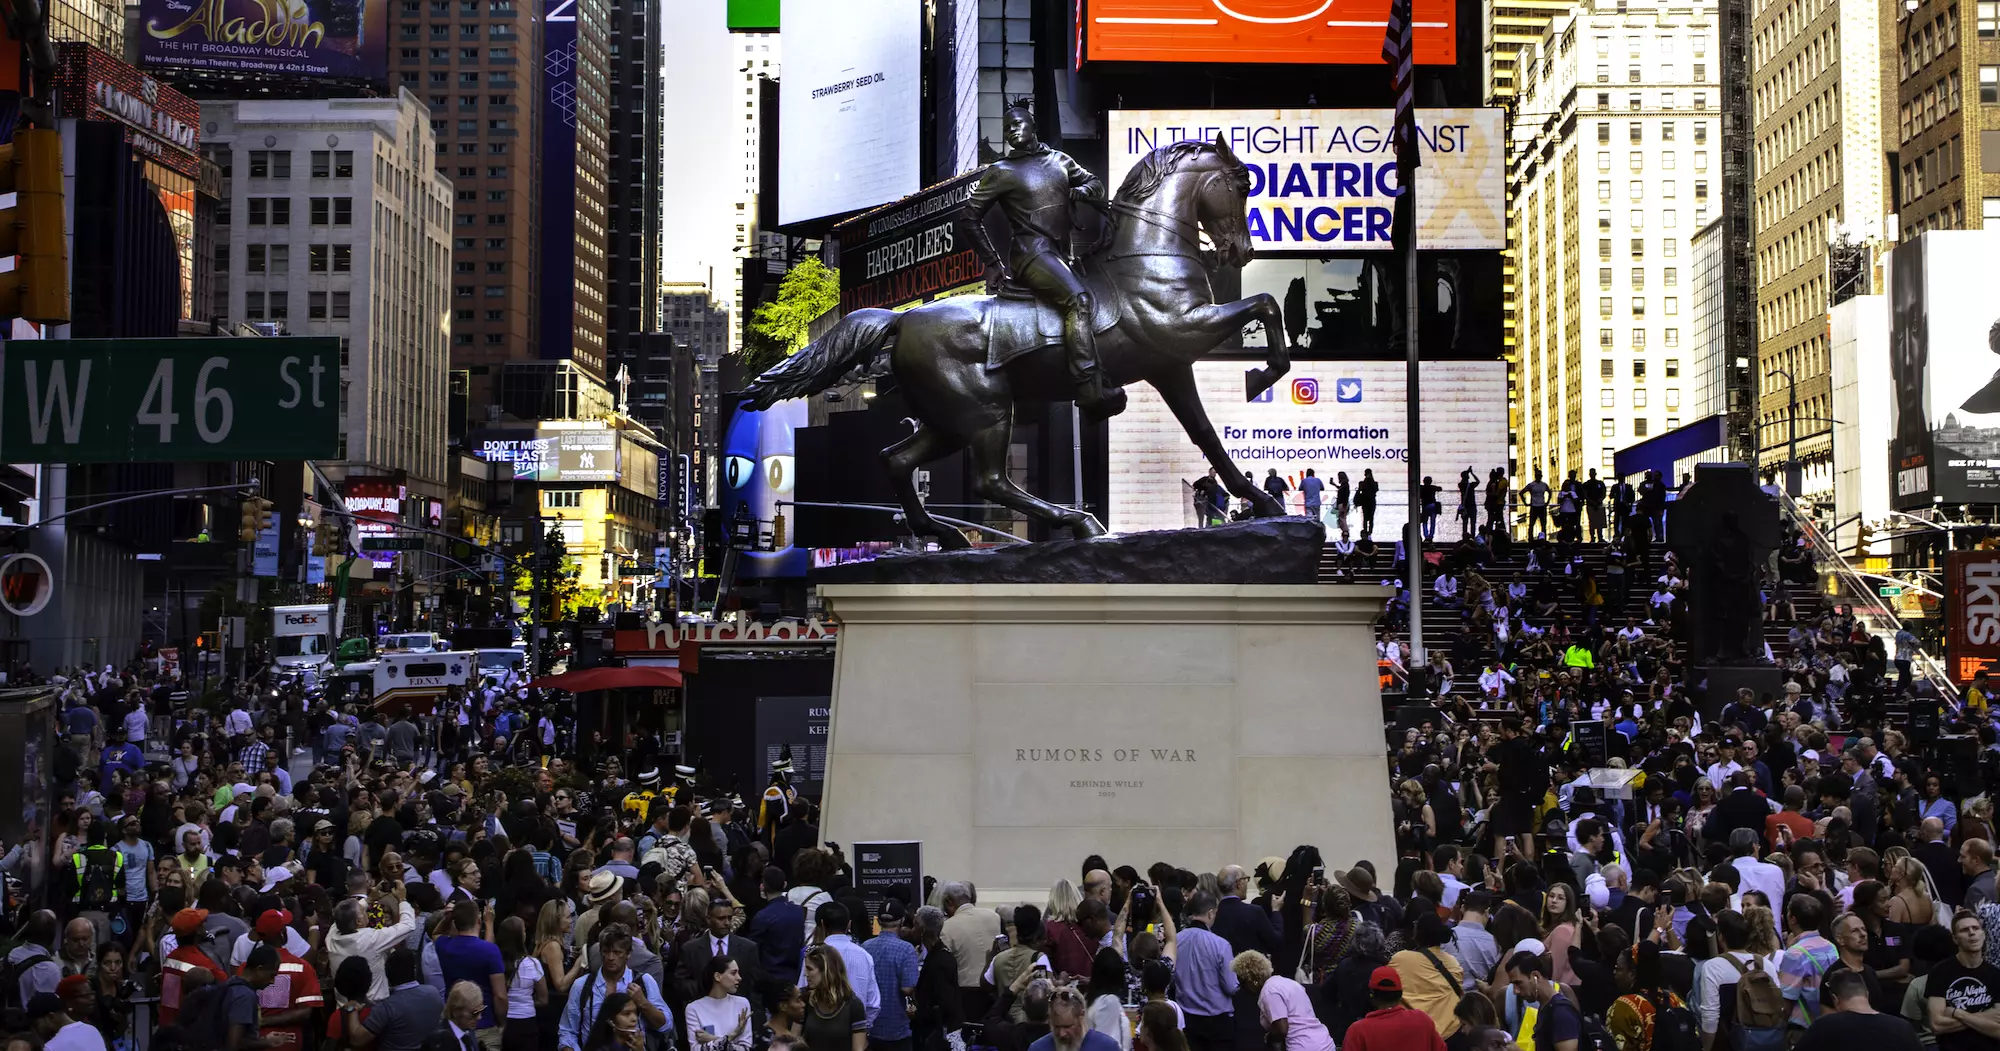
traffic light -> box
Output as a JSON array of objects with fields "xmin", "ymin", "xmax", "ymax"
[
  {"xmin": 771, "ymin": 509, "xmax": 786, "ymax": 549},
  {"xmin": 1853, "ymin": 521, "xmax": 1875, "ymax": 558},
  {"xmin": 238, "ymin": 497, "xmax": 273, "ymax": 541},
  {"xmin": 312, "ymin": 513, "xmax": 342, "ymax": 556},
  {"xmin": 0, "ymin": 128, "xmax": 69, "ymax": 324}
]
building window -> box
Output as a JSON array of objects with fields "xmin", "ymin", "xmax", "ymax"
[
  {"xmin": 246, "ymin": 244, "xmax": 266, "ymax": 272},
  {"xmin": 1598, "ymin": 181, "xmax": 1613, "ymax": 201},
  {"xmin": 1601, "ymin": 389, "xmax": 1617, "ymax": 408},
  {"xmin": 1982, "ymin": 66, "xmax": 2000, "ymax": 103},
  {"xmin": 332, "ymin": 291, "xmax": 350, "ymax": 319},
  {"xmin": 334, "ymin": 244, "xmax": 352, "ymax": 271},
  {"xmin": 1600, "ymin": 297, "xmax": 1615, "ymax": 318},
  {"xmin": 268, "ymin": 290, "xmax": 289, "ymax": 320},
  {"xmin": 310, "ymin": 245, "xmax": 329, "ymax": 271},
  {"xmin": 1598, "ymin": 123, "xmax": 1611, "ymax": 143},
  {"xmin": 1601, "ymin": 359, "xmax": 1616, "ymax": 379},
  {"xmin": 1600, "ymin": 330, "xmax": 1615, "ymax": 348},
  {"xmin": 1634, "ymin": 360, "xmax": 1648, "ymax": 379},
  {"xmin": 310, "ymin": 197, "xmax": 329, "ymax": 224},
  {"xmin": 1602, "ymin": 419, "xmax": 1618, "ymax": 438},
  {"xmin": 1633, "ymin": 418, "xmax": 1650, "ymax": 437},
  {"xmin": 248, "ymin": 198, "xmax": 268, "ymax": 225},
  {"xmin": 544, "ymin": 490, "xmax": 583, "ymax": 508},
  {"xmin": 1598, "ymin": 92, "xmax": 1611, "ymax": 109},
  {"xmin": 1982, "ymin": 1, "xmax": 1999, "ymax": 35},
  {"xmin": 1633, "ymin": 298, "xmax": 1647, "ymax": 318},
  {"xmin": 244, "ymin": 291, "xmax": 264, "ymax": 319},
  {"xmin": 309, "ymin": 291, "xmax": 328, "ymax": 319},
  {"xmin": 1600, "ymin": 238, "xmax": 1613, "ymax": 260},
  {"xmin": 1632, "ymin": 328, "xmax": 1647, "ymax": 347},
  {"xmin": 269, "ymin": 245, "xmax": 288, "ymax": 273},
  {"xmin": 1666, "ymin": 388, "xmax": 1681, "ymax": 408},
  {"xmin": 1600, "ymin": 267, "xmax": 1614, "ymax": 289},
  {"xmin": 1634, "ymin": 388, "xmax": 1649, "ymax": 408},
  {"xmin": 1665, "ymin": 297, "xmax": 1679, "ymax": 315}
]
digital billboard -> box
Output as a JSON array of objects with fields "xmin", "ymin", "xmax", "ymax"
[
  {"xmin": 778, "ymin": 0, "xmax": 921, "ymax": 226},
  {"xmin": 1109, "ymin": 110, "xmax": 1504, "ymax": 252},
  {"xmin": 721, "ymin": 397, "xmax": 810, "ymax": 578},
  {"xmin": 1107, "ymin": 359, "xmax": 1508, "ymax": 537},
  {"xmin": 1887, "ymin": 230, "xmax": 2000, "ymax": 508},
  {"xmin": 1083, "ymin": 0, "xmax": 1455, "ymax": 66},
  {"xmin": 139, "ymin": 0, "xmax": 387, "ymax": 79}
]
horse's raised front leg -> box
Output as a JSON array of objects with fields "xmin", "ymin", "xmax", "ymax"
[
  {"xmin": 1151, "ymin": 363, "xmax": 1284, "ymax": 519},
  {"xmin": 1182, "ymin": 292, "xmax": 1289, "ymax": 400}
]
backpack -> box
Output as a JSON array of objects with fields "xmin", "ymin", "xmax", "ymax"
[
  {"xmin": 0, "ymin": 947, "xmax": 49, "ymax": 1028},
  {"xmin": 176, "ymin": 976, "xmax": 244, "ymax": 1051},
  {"xmin": 1723, "ymin": 954, "xmax": 1790, "ymax": 1031},
  {"xmin": 1645, "ymin": 994, "xmax": 1702, "ymax": 1051},
  {"xmin": 75, "ymin": 847, "xmax": 122, "ymax": 908}
]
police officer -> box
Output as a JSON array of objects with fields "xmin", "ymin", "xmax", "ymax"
[{"xmin": 622, "ymin": 766, "xmax": 662, "ymax": 821}]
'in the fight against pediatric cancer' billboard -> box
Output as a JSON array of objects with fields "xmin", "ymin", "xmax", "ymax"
[
  {"xmin": 1108, "ymin": 360, "xmax": 1508, "ymax": 536},
  {"xmin": 1109, "ymin": 109, "xmax": 1504, "ymax": 252}
]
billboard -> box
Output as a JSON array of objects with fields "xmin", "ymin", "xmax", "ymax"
[
  {"xmin": 1887, "ymin": 231, "xmax": 2000, "ymax": 508},
  {"xmin": 55, "ymin": 45, "xmax": 201, "ymax": 178},
  {"xmin": 138, "ymin": 0, "xmax": 386, "ymax": 79},
  {"xmin": 1108, "ymin": 109, "xmax": 1504, "ymax": 252},
  {"xmin": 539, "ymin": 0, "xmax": 578, "ymax": 362},
  {"xmin": 1083, "ymin": 0, "xmax": 1455, "ymax": 66},
  {"xmin": 1948, "ymin": 551, "xmax": 2000, "ymax": 683},
  {"xmin": 832, "ymin": 171, "xmax": 986, "ymax": 313},
  {"xmin": 727, "ymin": 0, "xmax": 778, "ymax": 29},
  {"xmin": 721, "ymin": 397, "xmax": 810, "ymax": 577},
  {"xmin": 778, "ymin": 0, "xmax": 921, "ymax": 226},
  {"xmin": 1107, "ymin": 359, "xmax": 1508, "ymax": 536}
]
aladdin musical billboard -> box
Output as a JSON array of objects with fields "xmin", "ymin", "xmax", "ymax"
[{"xmin": 139, "ymin": 0, "xmax": 388, "ymax": 80}]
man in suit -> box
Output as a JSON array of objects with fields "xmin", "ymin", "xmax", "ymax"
[
  {"xmin": 1210, "ymin": 866, "xmax": 1279, "ymax": 957},
  {"xmin": 1210, "ymin": 865, "xmax": 1279, "ymax": 1051},
  {"xmin": 676, "ymin": 895, "xmax": 767, "ymax": 1020},
  {"xmin": 744, "ymin": 867, "xmax": 805, "ymax": 987},
  {"xmin": 1916, "ymin": 817, "xmax": 1965, "ymax": 906}
]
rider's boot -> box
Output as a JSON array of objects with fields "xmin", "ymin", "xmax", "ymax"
[{"xmin": 1066, "ymin": 313, "xmax": 1125, "ymax": 420}]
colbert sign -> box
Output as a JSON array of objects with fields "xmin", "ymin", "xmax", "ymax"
[
  {"xmin": 1949, "ymin": 551, "xmax": 2000, "ymax": 683},
  {"xmin": 835, "ymin": 172, "xmax": 986, "ymax": 313},
  {"xmin": 54, "ymin": 44, "xmax": 202, "ymax": 178},
  {"xmin": 1082, "ymin": 0, "xmax": 1455, "ymax": 67}
]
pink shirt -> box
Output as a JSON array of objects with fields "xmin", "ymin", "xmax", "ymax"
[{"xmin": 1257, "ymin": 976, "xmax": 1335, "ymax": 1051}]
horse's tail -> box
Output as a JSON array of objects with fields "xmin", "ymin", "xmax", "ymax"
[{"xmin": 738, "ymin": 308, "xmax": 899, "ymax": 409}]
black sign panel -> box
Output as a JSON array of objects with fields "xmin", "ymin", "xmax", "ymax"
[
  {"xmin": 1572, "ymin": 720, "xmax": 1610, "ymax": 768},
  {"xmin": 852, "ymin": 840, "xmax": 923, "ymax": 918},
  {"xmin": 835, "ymin": 172, "xmax": 986, "ymax": 313},
  {"xmin": 753, "ymin": 695, "xmax": 830, "ymax": 797}
]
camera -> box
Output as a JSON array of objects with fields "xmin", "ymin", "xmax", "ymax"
[{"xmin": 1128, "ymin": 882, "xmax": 1155, "ymax": 922}]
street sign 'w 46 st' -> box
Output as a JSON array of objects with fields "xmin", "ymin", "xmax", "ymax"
[{"xmin": 0, "ymin": 337, "xmax": 341, "ymax": 462}]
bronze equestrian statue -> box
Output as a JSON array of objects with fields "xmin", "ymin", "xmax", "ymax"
[{"xmin": 739, "ymin": 133, "xmax": 1292, "ymax": 549}]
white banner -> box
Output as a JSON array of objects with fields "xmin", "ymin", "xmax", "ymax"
[
  {"xmin": 779, "ymin": 0, "xmax": 921, "ymax": 225},
  {"xmin": 1108, "ymin": 108, "xmax": 1505, "ymax": 251},
  {"xmin": 1108, "ymin": 360, "xmax": 1510, "ymax": 537}
]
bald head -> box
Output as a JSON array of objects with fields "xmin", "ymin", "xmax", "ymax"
[
  {"xmin": 1218, "ymin": 865, "xmax": 1250, "ymax": 896},
  {"xmin": 1923, "ymin": 817, "xmax": 1947, "ymax": 841},
  {"xmin": 1083, "ymin": 869, "xmax": 1111, "ymax": 903}
]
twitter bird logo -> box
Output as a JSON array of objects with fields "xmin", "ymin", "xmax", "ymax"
[{"xmin": 1335, "ymin": 379, "xmax": 1363, "ymax": 403}]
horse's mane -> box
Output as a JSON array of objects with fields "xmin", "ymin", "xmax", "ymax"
[{"xmin": 1115, "ymin": 140, "xmax": 1219, "ymax": 203}]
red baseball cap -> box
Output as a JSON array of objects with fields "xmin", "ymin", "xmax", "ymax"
[
  {"xmin": 1367, "ymin": 966, "xmax": 1402, "ymax": 993},
  {"xmin": 255, "ymin": 909, "xmax": 293, "ymax": 939}
]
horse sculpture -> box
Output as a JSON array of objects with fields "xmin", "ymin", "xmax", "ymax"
[{"xmin": 739, "ymin": 135, "xmax": 1293, "ymax": 549}]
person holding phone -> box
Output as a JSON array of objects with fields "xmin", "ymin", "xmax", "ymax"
[{"xmin": 686, "ymin": 955, "xmax": 754, "ymax": 1051}]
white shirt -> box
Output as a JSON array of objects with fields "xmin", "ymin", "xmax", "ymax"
[
  {"xmin": 1693, "ymin": 951, "xmax": 1782, "ymax": 1034},
  {"xmin": 797, "ymin": 934, "xmax": 881, "ymax": 1027},
  {"xmin": 685, "ymin": 993, "xmax": 753, "ymax": 1051},
  {"xmin": 228, "ymin": 927, "xmax": 312, "ymax": 969},
  {"xmin": 506, "ymin": 955, "xmax": 544, "ymax": 1020},
  {"xmin": 223, "ymin": 708, "xmax": 253, "ymax": 737},
  {"xmin": 327, "ymin": 900, "xmax": 418, "ymax": 1003},
  {"xmin": 123, "ymin": 709, "xmax": 149, "ymax": 744},
  {"xmin": 1731, "ymin": 856, "xmax": 1787, "ymax": 928},
  {"xmin": 1651, "ymin": 590, "xmax": 1676, "ymax": 608},
  {"xmin": 45, "ymin": 1020, "xmax": 106, "ymax": 1051},
  {"xmin": 1705, "ymin": 761, "xmax": 1745, "ymax": 789}
]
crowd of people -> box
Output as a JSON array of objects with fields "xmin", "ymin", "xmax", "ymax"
[{"xmin": 3, "ymin": 473, "xmax": 1996, "ymax": 1051}]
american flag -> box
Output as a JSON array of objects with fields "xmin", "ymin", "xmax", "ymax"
[{"xmin": 1382, "ymin": 0, "xmax": 1420, "ymax": 178}]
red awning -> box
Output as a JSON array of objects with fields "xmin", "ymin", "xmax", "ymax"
[{"xmin": 527, "ymin": 666, "xmax": 685, "ymax": 692}]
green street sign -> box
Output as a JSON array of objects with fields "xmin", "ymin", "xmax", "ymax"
[
  {"xmin": 0, "ymin": 337, "xmax": 341, "ymax": 463},
  {"xmin": 360, "ymin": 536, "xmax": 426, "ymax": 552},
  {"xmin": 1878, "ymin": 584, "xmax": 1904, "ymax": 597}
]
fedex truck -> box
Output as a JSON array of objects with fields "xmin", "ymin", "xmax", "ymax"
[{"xmin": 271, "ymin": 604, "xmax": 334, "ymax": 672}]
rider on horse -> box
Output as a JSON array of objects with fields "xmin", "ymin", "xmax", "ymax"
[{"xmin": 963, "ymin": 103, "xmax": 1126, "ymax": 419}]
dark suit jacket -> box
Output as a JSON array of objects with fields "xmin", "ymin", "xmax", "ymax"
[
  {"xmin": 1211, "ymin": 896, "xmax": 1280, "ymax": 958},
  {"xmin": 744, "ymin": 897, "xmax": 806, "ymax": 986},
  {"xmin": 675, "ymin": 932, "xmax": 767, "ymax": 1008},
  {"xmin": 1706, "ymin": 787, "xmax": 1771, "ymax": 849}
]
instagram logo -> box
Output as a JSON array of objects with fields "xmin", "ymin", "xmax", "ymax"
[{"xmin": 1290, "ymin": 377, "xmax": 1319, "ymax": 404}]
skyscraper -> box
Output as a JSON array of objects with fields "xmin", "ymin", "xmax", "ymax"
[
  {"xmin": 387, "ymin": 0, "xmax": 541, "ymax": 380},
  {"xmin": 1893, "ymin": 0, "xmax": 1986, "ymax": 236},
  {"xmin": 1513, "ymin": 0, "xmax": 1722, "ymax": 477},
  {"xmin": 1749, "ymin": 0, "xmax": 1890, "ymax": 495}
]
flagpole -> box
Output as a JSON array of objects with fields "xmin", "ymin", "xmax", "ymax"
[{"xmin": 1404, "ymin": 173, "xmax": 1424, "ymax": 688}]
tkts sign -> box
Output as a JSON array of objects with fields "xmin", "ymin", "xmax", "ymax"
[
  {"xmin": 1948, "ymin": 551, "xmax": 2000, "ymax": 683},
  {"xmin": 54, "ymin": 44, "xmax": 201, "ymax": 178}
]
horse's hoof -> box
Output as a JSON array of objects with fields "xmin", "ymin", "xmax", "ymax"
[
  {"xmin": 1068, "ymin": 513, "xmax": 1108, "ymax": 539},
  {"xmin": 931, "ymin": 528, "xmax": 973, "ymax": 551}
]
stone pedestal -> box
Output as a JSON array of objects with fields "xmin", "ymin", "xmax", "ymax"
[{"xmin": 816, "ymin": 584, "xmax": 1396, "ymax": 904}]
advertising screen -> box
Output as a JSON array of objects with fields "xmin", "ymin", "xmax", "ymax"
[
  {"xmin": 722, "ymin": 397, "xmax": 811, "ymax": 578},
  {"xmin": 778, "ymin": 0, "xmax": 921, "ymax": 225},
  {"xmin": 1887, "ymin": 230, "xmax": 2000, "ymax": 508},
  {"xmin": 833, "ymin": 171, "xmax": 986, "ymax": 313},
  {"xmin": 1109, "ymin": 109, "xmax": 1504, "ymax": 252},
  {"xmin": 1083, "ymin": 0, "xmax": 1455, "ymax": 66},
  {"xmin": 1107, "ymin": 359, "xmax": 1508, "ymax": 536},
  {"xmin": 139, "ymin": 0, "xmax": 387, "ymax": 79},
  {"xmin": 553, "ymin": 429, "xmax": 617, "ymax": 482}
]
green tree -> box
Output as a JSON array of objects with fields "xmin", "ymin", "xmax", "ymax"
[
  {"xmin": 511, "ymin": 524, "xmax": 588, "ymax": 624},
  {"xmin": 736, "ymin": 257, "xmax": 840, "ymax": 375}
]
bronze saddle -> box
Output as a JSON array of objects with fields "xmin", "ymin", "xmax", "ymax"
[{"xmin": 980, "ymin": 258, "xmax": 1124, "ymax": 371}]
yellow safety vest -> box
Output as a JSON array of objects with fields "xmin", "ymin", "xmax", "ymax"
[{"xmin": 1512, "ymin": 981, "xmax": 1563, "ymax": 1051}]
